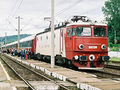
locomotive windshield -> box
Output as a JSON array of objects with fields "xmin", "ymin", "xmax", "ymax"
[
  {"xmin": 94, "ymin": 27, "xmax": 106, "ymax": 37},
  {"xmin": 76, "ymin": 27, "xmax": 91, "ymax": 36}
]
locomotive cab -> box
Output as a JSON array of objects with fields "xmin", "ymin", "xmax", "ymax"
[{"xmin": 65, "ymin": 22, "xmax": 110, "ymax": 69}]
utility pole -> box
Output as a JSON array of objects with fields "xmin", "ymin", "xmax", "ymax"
[
  {"xmin": 0, "ymin": 33, "xmax": 2, "ymax": 52},
  {"xmin": 51, "ymin": 0, "xmax": 55, "ymax": 68},
  {"xmin": 0, "ymin": 34, "xmax": 3, "ymax": 52},
  {"xmin": 16, "ymin": 16, "xmax": 21, "ymax": 53},
  {"xmin": 5, "ymin": 32, "xmax": 7, "ymax": 50}
]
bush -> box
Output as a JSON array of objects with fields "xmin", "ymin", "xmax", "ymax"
[
  {"xmin": 109, "ymin": 43, "xmax": 120, "ymax": 51},
  {"xmin": 110, "ymin": 46, "xmax": 119, "ymax": 51}
]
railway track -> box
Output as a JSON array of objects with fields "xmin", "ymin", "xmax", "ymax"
[
  {"xmin": 0, "ymin": 56, "xmax": 36, "ymax": 90},
  {"xmin": 92, "ymin": 69, "xmax": 120, "ymax": 78},
  {"xmin": 77, "ymin": 69, "xmax": 120, "ymax": 80},
  {"xmin": 76, "ymin": 64, "xmax": 120, "ymax": 79},
  {"xmin": 105, "ymin": 64, "xmax": 120, "ymax": 70},
  {"xmin": 0, "ymin": 55, "xmax": 73, "ymax": 90},
  {"xmin": 97, "ymin": 64, "xmax": 120, "ymax": 78},
  {"xmin": 80, "ymin": 64, "xmax": 120, "ymax": 79},
  {"xmin": 110, "ymin": 61, "xmax": 120, "ymax": 64}
]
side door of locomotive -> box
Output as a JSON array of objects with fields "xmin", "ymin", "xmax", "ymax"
[{"xmin": 65, "ymin": 27, "xmax": 75, "ymax": 59}]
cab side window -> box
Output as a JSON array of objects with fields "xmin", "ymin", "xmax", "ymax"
[
  {"xmin": 67, "ymin": 29, "xmax": 71, "ymax": 36},
  {"xmin": 72, "ymin": 28, "xmax": 75, "ymax": 36}
]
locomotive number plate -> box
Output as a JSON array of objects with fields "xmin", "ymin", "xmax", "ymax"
[{"xmin": 89, "ymin": 46, "xmax": 97, "ymax": 49}]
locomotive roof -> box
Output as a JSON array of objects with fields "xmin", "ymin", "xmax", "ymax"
[
  {"xmin": 2, "ymin": 35, "xmax": 35, "ymax": 47},
  {"xmin": 67, "ymin": 21, "xmax": 107, "ymax": 27},
  {"xmin": 36, "ymin": 22, "xmax": 106, "ymax": 36}
]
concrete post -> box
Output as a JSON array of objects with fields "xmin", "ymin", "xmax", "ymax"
[{"xmin": 51, "ymin": 0, "xmax": 55, "ymax": 68}]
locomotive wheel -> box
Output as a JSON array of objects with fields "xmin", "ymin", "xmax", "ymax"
[
  {"xmin": 43, "ymin": 56, "xmax": 46, "ymax": 62},
  {"xmin": 36, "ymin": 53, "xmax": 43, "ymax": 60},
  {"xmin": 55, "ymin": 56, "xmax": 65, "ymax": 66},
  {"xmin": 43, "ymin": 56, "xmax": 50, "ymax": 63},
  {"xmin": 46, "ymin": 56, "xmax": 51, "ymax": 63},
  {"xmin": 66, "ymin": 60, "xmax": 73, "ymax": 69}
]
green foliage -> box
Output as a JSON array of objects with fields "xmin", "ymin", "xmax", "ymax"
[
  {"xmin": 109, "ymin": 43, "xmax": 120, "ymax": 51},
  {"xmin": 102, "ymin": 0, "xmax": 120, "ymax": 44},
  {"xmin": 110, "ymin": 46, "xmax": 119, "ymax": 51}
]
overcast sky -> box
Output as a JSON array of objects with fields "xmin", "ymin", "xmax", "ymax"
[{"xmin": 0, "ymin": 0, "xmax": 106, "ymax": 37}]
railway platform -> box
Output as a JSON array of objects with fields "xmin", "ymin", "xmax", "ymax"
[
  {"xmin": 0, "ymin": 60, "xmax": 17, "ymax": 90},
  {"xmin": 3, "ymin": 53, "xmax": 120, "ymax": 90}
]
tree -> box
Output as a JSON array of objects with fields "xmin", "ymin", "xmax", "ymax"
[{"xmin": 102, "ymin": 0, "xmax": 120, "ymax": 44}]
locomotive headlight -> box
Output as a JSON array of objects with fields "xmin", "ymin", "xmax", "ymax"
[
  {"xmin": 101, "ymin": 44, "xmax": 106, "ymax": 50},
  {"xmin": 89, "ymin": 54, "xmax": 95, "ymax": 61},
  {"xmin": 79, "ymin": 44, "xmax": 84, "ymax": 50},
  {"xmin": 74, "ymin": 55, "xmax": 79, "ymax": 60}
]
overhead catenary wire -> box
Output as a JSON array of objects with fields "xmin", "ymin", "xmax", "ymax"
[
  {"xmin": 55, "ymin": 0, "xmax": 103, "ymax": 24},
  {"xmin": 9, "ymin": 0, "xmax": 20, "ymax": 17},
  {"xmin": 27, "ymin": 0, "xmax": 80, "ymax": 28},
  {"xmin": 5, "ymin": 0, "xmax": 23, "ymax": 31},
  {"xmin": 6, "ymin": 0, "xmax": 22, "ymax": 25},
  {"xmin": 7, "ymin": 0, "xmax": 82, "ymax": 32},
  {"xmin": 12, "ymin": 0, "xmax": 24, "ymax": 17},
  {"xmin": 56, "ymin": 5, "xmax": 103, "ymax": 23},
  {"xmin": 22, "ymin": 0, "xmax": 83, "ymax": 31},
  {"xmin": 55, "ymin": 0, "xmax": 82, "ymax": 16}
]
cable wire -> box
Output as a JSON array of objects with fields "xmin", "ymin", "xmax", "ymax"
[
  {"xmin": 55, "ymin": 0, "xmax": 82, "ymax": 16},
  {"xmin": 9, "ymin": 0, "xmax": 20, "ymax": 17},
  {"xmin": 12, "ymin": 0, "xmax": 24, "ymax": 17}
]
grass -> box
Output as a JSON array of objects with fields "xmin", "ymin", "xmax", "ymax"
[{"xmin": 110, "ymin": 57, "xmax": 120, "ymax": 62}]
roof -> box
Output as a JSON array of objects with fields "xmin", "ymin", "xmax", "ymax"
[
  {"xmin": 20, "ymin": 35, "xmax": 35, "ymax": 43},
  {"xmin": 67, "ymin": 21, "xmax": 107, "ymax": 27},
  {"xmin": 36, "ymin": 22, "xmax": 107, "ymax": 36},
  {"xmin": 36, "ymin": 25, "xmax": 66, "ymax": 36},
  {"xmin": 2, "ymin": 35, "xmax": 35, "ymax": 47}
]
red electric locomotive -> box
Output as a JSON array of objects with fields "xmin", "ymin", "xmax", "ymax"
[
  {"xmin": 33, "ymin": 16, "xmax": 109, "ymax": 69},
  {"xmin": 64, "ymin": 16, "xmax": 109, "ymax": 69}
]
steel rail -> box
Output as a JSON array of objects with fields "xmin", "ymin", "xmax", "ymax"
[
  {"xmin": 93, "ymin": 70, "xmax": 120, "ymax": 78},
  {"xmin": 105, "ymin": 64, "xmax": 120, "ymax": 70},
  {"xmin": 2, "ymin": 55, "xmax": 70, "ymax": 90},
  {"xmin": 0, "ymin": 57, "xmax": 36, "ymax": 90},
  {"xmin": 110, "ymin": 61, "xmax": 120, "ymax": 64}
]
